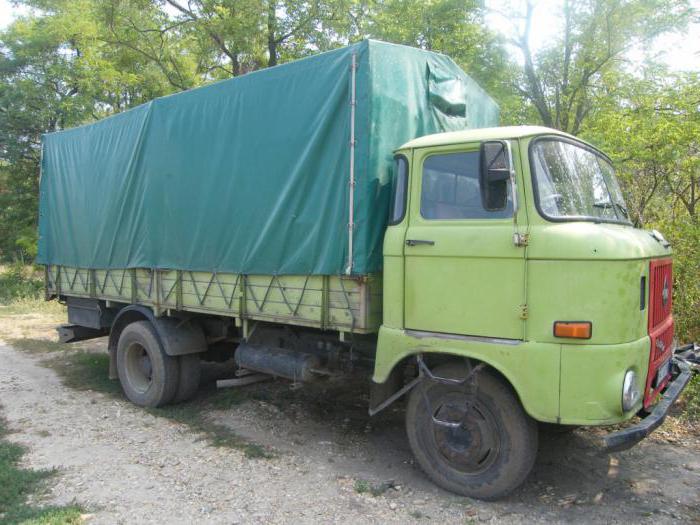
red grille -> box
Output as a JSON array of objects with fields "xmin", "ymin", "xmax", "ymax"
[
  {"xmin": 648, "ymin": 259, "xmax": 672, "ymax": 331},
  {"xmin": 644, "ymin": 258, "xmax": 673, "ymax": 408}
]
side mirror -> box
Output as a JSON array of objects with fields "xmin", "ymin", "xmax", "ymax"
[{"xmin": 480, "ymin": 141, "xmax": 510, "ymax": 211}]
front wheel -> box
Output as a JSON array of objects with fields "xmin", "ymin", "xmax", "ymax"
[{"xmin": 405, "ymin": 362, "xmax": 538, "ymax": 500}]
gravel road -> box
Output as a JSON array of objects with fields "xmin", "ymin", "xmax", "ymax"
[{"xmin": 1, "ymin": 322, "xmax": 699, "ymax": 524}]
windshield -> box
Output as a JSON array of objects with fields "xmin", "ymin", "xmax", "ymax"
[{"xmin": 531, "ymin": 139, "xmax": 630, "ymax": 224}]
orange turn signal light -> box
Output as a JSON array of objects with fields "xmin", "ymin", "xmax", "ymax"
[{"xmin": 553, "ymin": 321, "xmax": 592, "ymax": 339}]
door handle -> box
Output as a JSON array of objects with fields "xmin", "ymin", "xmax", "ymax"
[{"xmin": 406, "ymin": 239, "xmax": 435, "ymax": 246}]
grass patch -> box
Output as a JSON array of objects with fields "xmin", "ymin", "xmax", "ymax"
[
  {"xmin": 17, "ymin": 507, "xmax": 85, "ymax": 525},
  {"xmin": 148, "ymin": 403, "xmax": 273, "ymax": 459},
  {"xmin": 7, "ymin": 338, "xmax": 66, "ymax": 355},
  {"xmin": 679, "ymin": 374, "xmax": 700, "ymax": 423},
  {"xmin": 0, "ymin": 264, "xmax": 44, "ymax": 304},
  {"xmin": 48, "ymin": 352, "xmax": 121, "ymax": 396},
  {"xmin": 204, "ymin": 388, "xmax": 248, "ymax": 410},
  {"xmin": 0, "ymin": 299, "xmax": 65, "ymax": 317},
  {"xmin": 0, "ymin": 264, "xmax": 64, "ymax": 321},
  {"xmin": 353, "ymin": 478, "xmax": 394, "ymax": 497},
  {"xmin": 14, "ymin": 343, "xmax": 274, "ymax": 459},
  {"xmin": 0, "ymin": 412, "xmax": 84, "ymax": 524}
]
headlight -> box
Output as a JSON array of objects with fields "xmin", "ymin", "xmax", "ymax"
[{"xmin": 622, "ymin": 370, "xmax": 641, "ymax": 412}]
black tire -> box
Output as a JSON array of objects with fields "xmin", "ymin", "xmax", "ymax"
[
  {"xmin": 173, "ymin": 353, "xmax": 201, "ymax": 403},
  {"xmin": 405, "ymin": 362, "xmax": 538, "ymax": 500},
  {"xmin": 116, "ymin": 321, "xmax": 179, "ymax": 407}
]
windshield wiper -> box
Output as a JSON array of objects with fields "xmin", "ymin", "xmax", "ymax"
[
  {"xmin": 594, "ymin": 201, "xmax": 628, "ymax": 219},
  {"xmin": 613, "ymin": 201, "xmax": 628, "ymax": 218}
]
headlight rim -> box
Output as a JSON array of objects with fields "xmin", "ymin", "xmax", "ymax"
[{"xmin": 622, "ymin": 369, "xmax": 640, "ymax": 413}]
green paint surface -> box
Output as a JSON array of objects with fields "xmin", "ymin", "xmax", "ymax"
[{"xmin": 375, "ymin": 128, "xmax": 673, "ymax": 425}]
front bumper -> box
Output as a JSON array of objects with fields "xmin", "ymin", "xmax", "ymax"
[{"xmin": 601, "ymin": 343, "xmax": 699, "ymax": 453}]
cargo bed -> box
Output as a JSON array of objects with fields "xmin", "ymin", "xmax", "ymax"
[{"xmin": 46, "ymin": 265, "xmax": 381, "ymax": 334}]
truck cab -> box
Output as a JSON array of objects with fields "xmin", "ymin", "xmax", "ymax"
[{"xmin": 373, "ymin": 125, "xmax": 695, "ymax": 499}]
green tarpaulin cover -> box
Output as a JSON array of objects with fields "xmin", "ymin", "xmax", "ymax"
[{"xmin": 38, "ymin": 40, "xmax": 498, "ymax": 275}]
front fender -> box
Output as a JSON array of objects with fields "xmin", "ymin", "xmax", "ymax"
[{"xmin": 374, "ymin": 325, "xmax": 561, "ymax": 422}]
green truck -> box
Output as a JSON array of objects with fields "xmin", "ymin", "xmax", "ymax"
[{"xmin": 39, "ymin": 40, "xmax": 698, "ymax": 500}]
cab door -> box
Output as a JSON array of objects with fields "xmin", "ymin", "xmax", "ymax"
[{"xmin": 403, "ymin": 141, "xmax": 526, "ymax": 340}]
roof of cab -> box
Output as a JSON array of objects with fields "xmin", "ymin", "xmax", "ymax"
[{"xmin": 398, "ymin": 125, "xmax": 578, "ymax": 150}]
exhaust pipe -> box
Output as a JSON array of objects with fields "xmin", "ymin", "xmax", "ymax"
[{"xmin": 234, "ymin": 343, "xmax": 321, "ymax": 382}]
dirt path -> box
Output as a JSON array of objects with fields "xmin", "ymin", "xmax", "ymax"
[{"xmin": 1, "ymin": 337, "xmax": 699, "ymax": 524}]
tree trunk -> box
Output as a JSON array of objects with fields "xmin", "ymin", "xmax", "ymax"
[{"xmin": 267, "ymin": 1, "xmax": 278, "ymax": 67}]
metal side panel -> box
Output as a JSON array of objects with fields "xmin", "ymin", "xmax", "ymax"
[
  {"xmin": 244, "ymin": 274, "xmax": 324, "ymax": 328},
  {"xmin": 93, "ymin": 268, "xmax": 133, "ymax": 303},
  {"xmin": 181, "ymin": 270, "xmax": 243, "ymax": 315},
  {"xmin": 46, "ymin": 265, "xmax": 382, "ymax": 334},
  {"xmin": 52, "ymin": 266, "xmax": 92, "ymax": 298}
]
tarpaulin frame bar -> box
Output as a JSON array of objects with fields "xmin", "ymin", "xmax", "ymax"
[{"xmin": 346, "ymin": 52, "xmax": 357, "ymax": 275}]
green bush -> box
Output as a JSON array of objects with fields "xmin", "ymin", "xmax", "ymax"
[
  {"xmin": 682, "ymin": 375, "xmax": 700, "ymax": 423},
  {"xmin": 0, "ymin": 263, "xmax": 44, "ymax": 304},
  {"xmin": 654, "ymin": 218, "xmax": 700, "ymax": 344}
]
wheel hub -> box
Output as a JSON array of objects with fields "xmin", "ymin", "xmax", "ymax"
[
  {"xmin": 124, "ymin": 343, "xmax": 153, "ymax": 394},
  {"xmin": 139, "ymin": 354, "xmax": 153, "ymax": 379},
  {"xmin": 432, "ymin": 392, "xmax": 500, "ymax": 474}
]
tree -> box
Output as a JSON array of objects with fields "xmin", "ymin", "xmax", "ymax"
[
  {"xmin": 582, "ymin": 68, "xmax": 700, "ymax": 340},
  {"xmin": 0, "ymin": 0, "xmax": 198, "ymax": 259},
  {"xmin": 157, "ymin": 0, "xmax": 344, "ymax": 75},
  {"xmin": 495, "ymin": 0, "xmax": 692, "ymax": 134},
  {"xmin": 583, "ymin": 69, "xmax": 699, "ymax": 224}
]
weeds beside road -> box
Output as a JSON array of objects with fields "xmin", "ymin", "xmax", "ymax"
[
  {"xmin": 0, "ymin": 413, "xmax": 83, "ymax": 525},
  {"xmin": 0, "ymin": 263, "xmax": 44, "ymax": 305}
]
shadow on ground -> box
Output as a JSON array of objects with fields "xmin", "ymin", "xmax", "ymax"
[{"xmin": 201, "ymin": 361, "xmax": 700, "ymax": 522}]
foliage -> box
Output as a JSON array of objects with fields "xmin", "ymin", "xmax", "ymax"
[
  {"xmin": 0, "ymin": 0, "xmax": 200, "ymax": 260},
  {"xmin": 344, "ymin": 0, "xmax": 516, "ymax": 98},
  {"xmin": 496, "ymin": 0, "xmax": 693, "ymax": 133},
  {"xmin": 0, "ymin": 413, "xmax": 83, "ymax": 524},
  {"xmin": 0, "ymin": 263, "xmax": 45, "ymax": 303},
  {"xmin": 353, "ymin": 478, "xmax": 394, "ymax": 496},
  {"xmin": 582, "ymin": 68, "xmax": 700, "ymax": 342},
  {"xmin": 680, "ymin": 374, "xmax": 700, "ymax": 422}
]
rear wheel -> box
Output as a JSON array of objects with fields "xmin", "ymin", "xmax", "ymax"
[
  {"xmin": 173, "ymin": 354, "xmax": 201, "ymax": 403},
  {"xmin": 405, "ymin": 362, "xmax": 538, "ymax": 500},
  {"xmin": 116, "ymin": 321, "xmax": 179, "ymax": 407}
]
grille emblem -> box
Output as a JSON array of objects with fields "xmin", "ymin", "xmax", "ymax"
[
  {"xmin": 662, "ymin": 276, "xmax": 669, "ymax": 307},
  {"xmin": 656, "ymin": 338, "xmax": 665, "ymax": 353}
]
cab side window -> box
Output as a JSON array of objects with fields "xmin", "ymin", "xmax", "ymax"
[
  {"xmin": 389, "ymin": 155, "xmax": 408, "ymax": 225},
  {"xmin": 420, "ymin": 151, "xmax": 513, "ymax": 220}
]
